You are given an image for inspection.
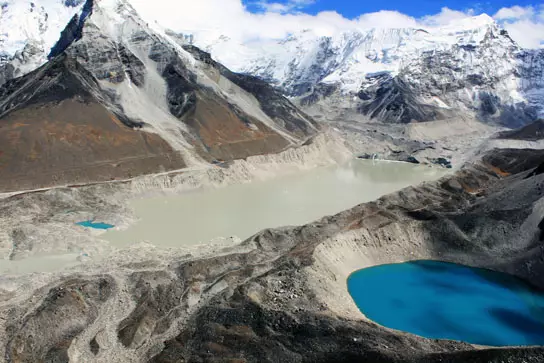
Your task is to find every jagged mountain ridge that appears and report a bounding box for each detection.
[195,16,544,126]
[0,0,318,192]
[3,3,544,127]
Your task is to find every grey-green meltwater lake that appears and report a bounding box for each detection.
[104,160,449,248]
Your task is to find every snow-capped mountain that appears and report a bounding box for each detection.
[196,15,544,126]
[200,16,498,94]
[0,0,85,84]
[0,0,318,192]
[1,0,544,127]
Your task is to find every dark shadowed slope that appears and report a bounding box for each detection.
[496,119,544,141]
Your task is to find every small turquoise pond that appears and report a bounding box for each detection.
[76,220,115,230]
[347,260,544,346]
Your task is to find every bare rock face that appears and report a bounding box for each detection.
[354,72,453,124]
[496,119,544,141]
[182,44,318,139]
[0,148,543,362]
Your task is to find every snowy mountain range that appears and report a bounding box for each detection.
[194,15,544,126]
[1,0,544,128]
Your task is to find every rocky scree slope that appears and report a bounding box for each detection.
[199,16,544,126]
[0,0,319,193]
[0,54,186,193]
[0,147,543,362]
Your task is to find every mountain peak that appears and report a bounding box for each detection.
[0,0,86,84]
[468,13,495,26]
[1,0,544,130]
[0,0,85,56]
[0,0,320,191]
[440,13,496,29]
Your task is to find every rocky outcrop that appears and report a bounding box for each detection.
[48,0,94,59]
[0,147,543,362]
[354,72,451,124]
[5,277,114,362]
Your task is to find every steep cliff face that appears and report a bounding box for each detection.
[0,0,319,192]
[199,16,544,126]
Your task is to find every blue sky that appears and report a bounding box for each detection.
[136,0,544,49]
[245,0,538,18]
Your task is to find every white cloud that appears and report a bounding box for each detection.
[130,0,361,41]
[421,7,475,26]
[128,0,544,49]
[494,5,534,20]
[502,20,544,48]
[355,11,418,29]
[493,6,544,48]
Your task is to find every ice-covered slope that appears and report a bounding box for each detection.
[0,0,85,84]
[202,16,496,93]
[197,15,544,126]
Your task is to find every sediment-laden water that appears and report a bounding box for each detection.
[104,160,448,248]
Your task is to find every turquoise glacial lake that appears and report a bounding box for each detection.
[76,220,115,230]
[347,260,544,346]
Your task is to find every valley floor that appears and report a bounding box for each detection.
[0,128,544,362]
